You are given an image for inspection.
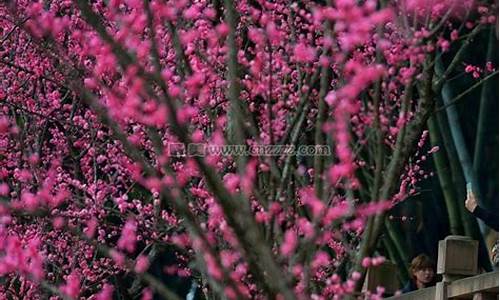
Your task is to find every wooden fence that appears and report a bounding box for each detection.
[362,235,499,299]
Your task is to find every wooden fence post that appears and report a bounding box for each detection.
[437,235,479,283]
[362,260,400,295]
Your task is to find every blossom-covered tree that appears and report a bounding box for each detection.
[0,0,497,299]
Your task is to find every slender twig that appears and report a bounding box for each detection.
[75,2,295,297]
[313,17,333,200]
[434,70,498,113]
[432,24,484,91]
[0,16,29,45]
[0,58,63,85]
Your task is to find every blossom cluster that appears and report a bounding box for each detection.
[0,0,495,299]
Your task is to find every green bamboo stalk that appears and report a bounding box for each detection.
[435,56,495,274]
[473,27,495,177]
[435,57,487,221]
[435,106,474,234]
[434,98,493,272]
[427,116,463,235]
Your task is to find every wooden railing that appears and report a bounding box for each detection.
[362,235,499,299]
[384,271,498,300]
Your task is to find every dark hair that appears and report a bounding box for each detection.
[409,254,434,277]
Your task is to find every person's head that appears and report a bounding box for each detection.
[409,254,435,287]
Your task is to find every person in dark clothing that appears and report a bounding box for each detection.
[401,254,436,293]
[465,185,499,264]
[465,186,499,231]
